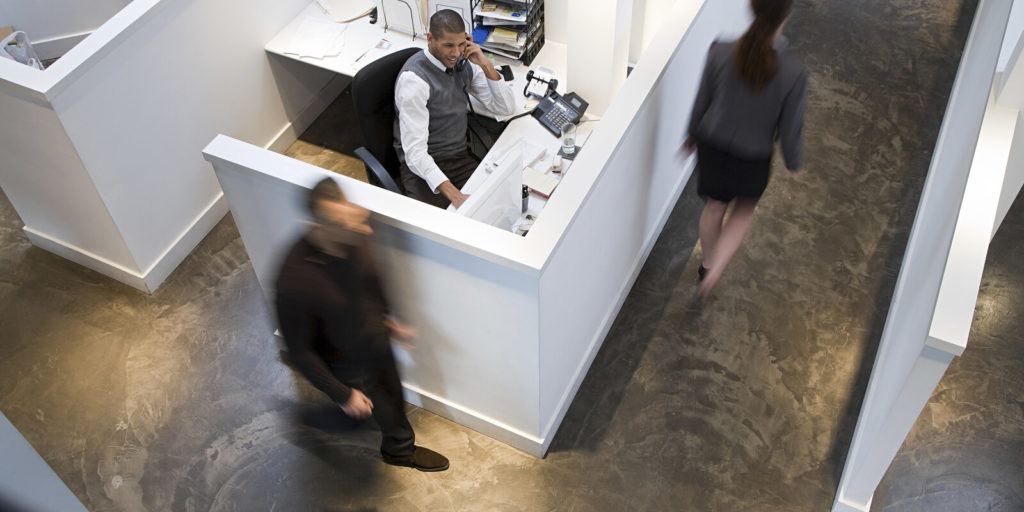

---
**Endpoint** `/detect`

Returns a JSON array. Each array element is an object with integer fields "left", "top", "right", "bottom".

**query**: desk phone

[{"left": 532, "top": 91, "right": 589, "bottom": 136}]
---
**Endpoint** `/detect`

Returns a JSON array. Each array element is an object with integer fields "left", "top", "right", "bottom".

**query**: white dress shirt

[{"left": 395, "top": 49, "right": 517, "bottom": 193}]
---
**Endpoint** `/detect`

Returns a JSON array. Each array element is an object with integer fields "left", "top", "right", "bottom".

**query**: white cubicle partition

[
  {"left": 993, "top": 0, "right": 1024, "bottom": 231},
  {"left": 204, "top": 136, "right": 546, "bottom": 448},
  {"left": 831, "top": 0, "right": 1015, "bottom": 510},
  {"left": 204, "top": 0, "right": 749, "bottom": 456},
  {"left": 996, "top": 0, "right": 1023, "bottom": 84},
  {"left": 534, "top": 0, "right": 750, "bottom": 451},
  {"left": 0, "top": 0, "right": 132, "bottom": 60},
  {"left": 0, "top": 0, "right": 338, "bottom": 292},
  {"left": 993, "top": 113, "right": 1024, "bottom": 233}
]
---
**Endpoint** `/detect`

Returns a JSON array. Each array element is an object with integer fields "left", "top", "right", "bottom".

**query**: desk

[
  {"left": 266, "top": 1, "right": 579, "bottom": 226},
  {"left": 454, "top": 114, "right": 596, "bottom": 229},
  {"left": 266, "top": 2, "right": 567, "bottom": 120},
  {"left": 266, "top": 3, "right": 425, "bottom": 78}
]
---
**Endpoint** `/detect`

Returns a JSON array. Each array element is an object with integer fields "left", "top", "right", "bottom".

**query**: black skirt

[{"left": 696, "top": 141, "right": 772, "bottom": 202}]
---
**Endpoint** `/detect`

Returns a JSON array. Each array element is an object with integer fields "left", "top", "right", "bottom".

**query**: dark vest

[{"left": 394, "top": 50, "right": 473, "bottom": 163}]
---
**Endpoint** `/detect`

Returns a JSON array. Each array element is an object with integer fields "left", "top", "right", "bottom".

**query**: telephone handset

[
  {"left": 453, "top": 36, "right": 471, "bottom": 73},
  {"left": 531, "top": 91, "right": 589, "bottom": 137}
]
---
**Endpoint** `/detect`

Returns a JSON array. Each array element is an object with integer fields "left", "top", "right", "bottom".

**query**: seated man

[{"left": 395, "top": 9, "right": 517, "bottom": 209}]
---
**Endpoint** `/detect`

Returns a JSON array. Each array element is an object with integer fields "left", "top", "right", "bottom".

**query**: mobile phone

[{"left": 454, "top": 36, "right": 470, "bottom": 72}]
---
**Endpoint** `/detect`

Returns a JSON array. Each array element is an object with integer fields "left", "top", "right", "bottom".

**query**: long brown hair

[{"left": 733, "top": 0, "right": 794, "bottom": 91}]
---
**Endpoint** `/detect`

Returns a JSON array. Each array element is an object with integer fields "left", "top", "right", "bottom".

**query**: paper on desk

[
  {"left": 521, "top": 139, "right": 545, "bottom": 166},
  {"left": 315, "top": 0, "right": 375, "bottom": 22},
  {"left": 285, "top": 16, "right": 348, "bottom": 59},
  {"left": 523, "top": 166, "right": 558, "bottom": 197}
]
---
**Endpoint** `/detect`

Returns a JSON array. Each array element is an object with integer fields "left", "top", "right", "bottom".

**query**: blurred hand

[
  {"left": 385, "top": 318, "right": 418, "bottom": 350},
  {"left": 385, "top": 319, "right": 417, "bottom": 340},
  {"left": 681, "top": 138, "right": 697, "bottom": 156},
  {"left": 340, "top": 389, "right": 373, "bottom": 419}
]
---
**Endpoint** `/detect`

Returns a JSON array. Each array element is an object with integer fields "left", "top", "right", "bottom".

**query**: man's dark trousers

[
  {"left": 400, "top": 150, "right": 479, "bottom": 209},
  {"left": 331, "top": 342, "right": 415, "bottom": 457}
]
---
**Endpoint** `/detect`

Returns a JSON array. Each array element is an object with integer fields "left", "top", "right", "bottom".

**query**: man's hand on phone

[
  {"left": 463, "top": 35, "right": 502, "bottom": 81},
  {"left": 464, "top": 38, "right": 486, "bottom": 67}
]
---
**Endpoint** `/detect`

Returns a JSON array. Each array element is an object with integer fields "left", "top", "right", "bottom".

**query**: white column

[
  {"left": 567, "top": 0, "right": 634, "bottom": 116},
  {"left": 628, "top": 0, "right": 677, "bottom": 65}
]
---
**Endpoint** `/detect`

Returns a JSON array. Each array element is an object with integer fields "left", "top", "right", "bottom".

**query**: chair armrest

[{"left": 354, "top": 147, "right": 402, "bottom": 194}]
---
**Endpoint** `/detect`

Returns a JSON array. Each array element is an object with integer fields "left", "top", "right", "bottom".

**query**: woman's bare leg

[
  {"left": 699, "top": 199, "right": 729, "bottom": 271},
  {"left": 698, "top": 197, "right": 759, "bottom": 298}
]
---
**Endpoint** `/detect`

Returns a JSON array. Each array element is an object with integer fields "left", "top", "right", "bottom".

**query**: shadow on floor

[
  {"left": 547, "top": 179, "right": 704, "bottom": 453},
  {"left": 298, "top": 85, "right": 366, "bottom": 156}
]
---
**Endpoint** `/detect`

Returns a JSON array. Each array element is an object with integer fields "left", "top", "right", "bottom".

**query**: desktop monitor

[{"left": 457, "top": 148, "right": 523, "bottom": 231}]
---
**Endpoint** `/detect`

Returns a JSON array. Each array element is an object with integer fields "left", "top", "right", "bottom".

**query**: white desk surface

[
  {"left": 266, "top": 1, "right": 587, "bottom": 229},
  {"left": 266, "top": 3, "right": 426, "bottom": 78},
  {"left": 453, "top": 117, "right": 596, "bottom": 225},
  {"left": 266, "top": 2, "right": 568, "bottom": 118}
]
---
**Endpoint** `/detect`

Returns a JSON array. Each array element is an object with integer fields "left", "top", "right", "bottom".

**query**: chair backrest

[{"left": 351, "top": 47, "right": 421, "bottom": 190}]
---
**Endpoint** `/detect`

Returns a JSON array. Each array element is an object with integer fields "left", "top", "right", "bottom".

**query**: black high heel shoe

[{"left": 698, "top": 264, "right": 709, "bottom": 281}]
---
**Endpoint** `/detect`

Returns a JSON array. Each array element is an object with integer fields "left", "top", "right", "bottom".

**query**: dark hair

[
  {"left": 429, "top": 9, "right": 466, "bottom": 38},
  {"left": 307, "top": 177, "right": 345, "bottom": 220},
  {"left": 733, "top": 0, "right": 794, "bottom": 91}
]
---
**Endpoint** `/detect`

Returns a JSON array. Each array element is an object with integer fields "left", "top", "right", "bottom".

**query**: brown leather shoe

[{"left": 382, "top": 446, "right": 449, "bottom": 472}]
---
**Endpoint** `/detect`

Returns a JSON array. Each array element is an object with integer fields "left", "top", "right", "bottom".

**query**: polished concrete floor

[{"left": 3, "top": 0, "right": 1022, "bottom": 510}]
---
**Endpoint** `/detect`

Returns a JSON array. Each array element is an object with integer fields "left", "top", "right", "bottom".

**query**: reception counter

[{"left": 203, "top": 0, "right": 750, "bottom": 456}]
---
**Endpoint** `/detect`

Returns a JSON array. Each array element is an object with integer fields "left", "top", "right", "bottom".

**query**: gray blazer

[{"left": 688, "top": 38, "right": 807, "bottom": 170}]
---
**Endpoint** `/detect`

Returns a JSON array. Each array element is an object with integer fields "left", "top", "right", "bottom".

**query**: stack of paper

[
  {"left": 485, "top": 27, "right": 525, "bottom": 54},
  {"left": 479, "top": 1, "right": 528, "bottom": 24},
  {"left": 315, "top": 0, "right": 375, "bottom": 22},
  {"left": 285, "top": 17, "right": 348, "bottom": 59},
  {"left": 490, "top": 27, "right": 519, "bottom": 44},
  {"left": 523, "top": 166, "right": 558, "bottom": 197},
  {"left": 476, "top": 1, "right": 529, "bottom": 58}
]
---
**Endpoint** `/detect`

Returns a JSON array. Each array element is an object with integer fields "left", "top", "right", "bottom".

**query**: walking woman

[{"left": 684, "top": 0, "right": 807, "bottom": 300}]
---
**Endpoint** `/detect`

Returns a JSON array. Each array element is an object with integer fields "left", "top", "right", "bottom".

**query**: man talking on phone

[{"left": 394, "top": 9, "right": 516, "bottom": 209}]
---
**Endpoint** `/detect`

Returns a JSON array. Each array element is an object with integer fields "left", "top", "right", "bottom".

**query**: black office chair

[{"left": 351, "top": 47, "right": 421, "bottom": 194}]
